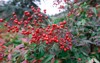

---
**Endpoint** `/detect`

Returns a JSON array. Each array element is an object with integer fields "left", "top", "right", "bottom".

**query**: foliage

[{"left": 0, "top": 0, "right": 100, "bottom": 63}]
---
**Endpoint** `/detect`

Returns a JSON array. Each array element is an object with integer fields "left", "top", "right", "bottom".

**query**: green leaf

[
  {"left": 34, "top": 51, "right": 45, "bottom": 59},
  {"left": 77, "top": 19, "right": 86, "bottom": 26},
  {"left": 38, "top": 43, "right": 46, "bottom": 53},
  {"left": 54, "top": 60, "right": 59, "bottom": 63},
  {"left": 30, "top": 43, "right": 37, "bottom": 48},
  {"left": 57, "top": 50, "right": 70, "bottom": 59},
  {"left": 81, "top": 2, "right": 87, "bottom": 7},
  {"left": 50, "top": 43, "right": 60, "bottom": 55},
  {"left": 92, "top": 7, "right": 97, "bottom": 16},
  {"left": 12, "top": 39, "right": 22, "bottom": 45},
  {"left": 12, "top": 52, "right": 21, "bottom": 62},
  {"left": 42, "top": 55, "right": 54, "bottom": 63},
  {"left": 5, "top": 41, "right": 12, "bottom": 46},
  {"left": 53, "top": 17, "right": 65, "bottom": 24},
  {"left": 24, "top": 53, "right": 28, "bottom": 60},
  {"left": 74, "top": 4, "right": 78, "bottom": 8},
  {"left": 62, "top": 59, "right": 77, "bottom": 63},
  {"left": 81, "top": 19, "right": 86, "bottom": 25}
]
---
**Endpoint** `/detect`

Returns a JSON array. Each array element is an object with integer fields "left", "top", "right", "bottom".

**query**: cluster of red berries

[
  {"left": 30, "top": 20, "right": 72, "bottom": 51},
  {"left": 0, "top": 6, "right": 72, "bottom": 52},
  {"left": 0, "top": 6, "right": 48, "bottom": 33}
]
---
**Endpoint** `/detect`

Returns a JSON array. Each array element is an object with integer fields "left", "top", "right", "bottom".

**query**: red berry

[
  {"left": 78, "top": 58, "right": 81, "bottom": 61},
  {"left": 4, "top": 23, "right": 8, "bottom": 26},
  {"left": 44, "top": 9, "right": 46, "bottom": 13},
  {"left": 60, "top": 45, "right": 64, "bottom": 49},
  {"left": 64, "top": 48, "right": 67, "bottom": 52},
  {"left": 0, "top": 19, "right": 3, "bottom": 22}
]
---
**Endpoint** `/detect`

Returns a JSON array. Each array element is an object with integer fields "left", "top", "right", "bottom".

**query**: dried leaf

[
  {"left": 7, "top": 53, "right": 12, "bottom": 60},
  {"left": 22, "top": 60, "right": 29, "bottom": 63}
]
